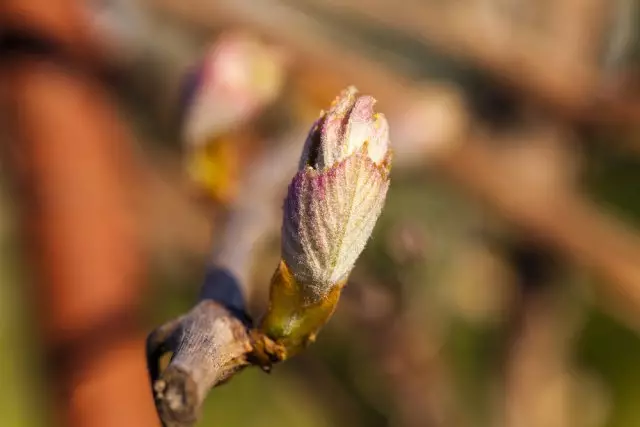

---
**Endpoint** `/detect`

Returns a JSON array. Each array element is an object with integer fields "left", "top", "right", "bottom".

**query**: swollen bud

[
  {"left": 282, "top": 86, "right": 392, "bottom": 301},
  {"left": 255, "top": 87, "right": 392, "bottom": 365}
]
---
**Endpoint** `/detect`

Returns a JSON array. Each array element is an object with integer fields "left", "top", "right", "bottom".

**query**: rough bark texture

[
  {"left": 150, "top": 299, "right": 251, "bottom": 426},
  {"left": 147, "top": 134, "right": 302, "bottom": 426}
]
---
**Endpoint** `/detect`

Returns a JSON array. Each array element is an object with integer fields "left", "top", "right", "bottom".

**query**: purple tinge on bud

[
  {"left": 282, "top": 87, "right": 392, "bottom": 300},
  {"left": 299, "top": 86, "right": 390, "bottom": 171}
]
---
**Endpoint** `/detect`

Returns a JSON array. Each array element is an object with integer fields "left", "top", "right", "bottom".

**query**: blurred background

[{"left": 1, "top": 0, "right": 640, "bottom": 426}]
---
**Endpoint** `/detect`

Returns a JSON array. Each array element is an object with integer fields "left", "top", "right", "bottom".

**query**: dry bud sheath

[{"left": 257, "top": 86, "right": 392, "bottom": 362}]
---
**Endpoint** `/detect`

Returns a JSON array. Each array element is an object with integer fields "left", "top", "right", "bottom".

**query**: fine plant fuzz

[{"left": 252, "top": 86, "right": 392, "bottom": 367}]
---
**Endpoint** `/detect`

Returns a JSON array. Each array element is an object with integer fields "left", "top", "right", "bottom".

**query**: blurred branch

[
  {"left": 501, "top": 243, "right": 570, "bottom": 427},
  {"left": 147, "top": 130, "right": 304, "bottom": 427},
  {"left": 435, "top": 131, "right": 640, "bottom": 323},
  {"left": 500, "top": 240, "right": 608, "bottom": 427},
  {"left": 294, "top": 0, "right": 636, "bottom": 124},
  {"left": 150, "top": 0, "right": 412, "bottom": 108},
  {"left": 204, "top": 130, "right": 302, "bottom": 291},
  {"left": 152, "top": 0, "right": 640, "bottom": 126}
]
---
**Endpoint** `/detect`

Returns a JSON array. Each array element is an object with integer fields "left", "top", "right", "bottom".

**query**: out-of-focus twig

[
  {"left": 291, "top": 0, "right": 633, "bottom": 124},
  {"left": 435, "top": 131, "right": 640, "bottom": 323},
  {"left": 501, "top": 243, "right": 570, "bottom": 427},
  {"left": 153, "top": 0, "right": 640, "bottom": 125},
  {"left": 500, "top": 239, "right": 609, "bottom": 427},
  {"left": 150, "top": 0, "right": 411, "bottom": 109}
]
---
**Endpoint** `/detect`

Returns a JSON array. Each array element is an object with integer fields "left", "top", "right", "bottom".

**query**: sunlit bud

[{"left": 281, "top": 86, "right": 392, "bottom": 300}]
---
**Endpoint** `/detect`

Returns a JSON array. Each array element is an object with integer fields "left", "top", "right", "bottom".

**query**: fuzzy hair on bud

[{"left": 281, "top": 86, "right": 392, "bottom": 300}]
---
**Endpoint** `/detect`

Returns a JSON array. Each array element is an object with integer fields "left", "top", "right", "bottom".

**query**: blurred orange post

[{"left": 0, "top": 1, "right": 159, "bottom": 426}]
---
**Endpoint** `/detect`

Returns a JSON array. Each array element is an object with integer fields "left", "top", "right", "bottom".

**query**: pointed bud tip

[
  {"left": 300, "top": 86, "right": 390, "bottom": 171},
  {"left": 282, "top": 86, "right": 393, "bottom": 300}
]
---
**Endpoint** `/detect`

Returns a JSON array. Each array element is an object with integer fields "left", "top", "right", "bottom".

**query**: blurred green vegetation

[{"left": 0, "top": 184, "right": 46, "bottom": 427}]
